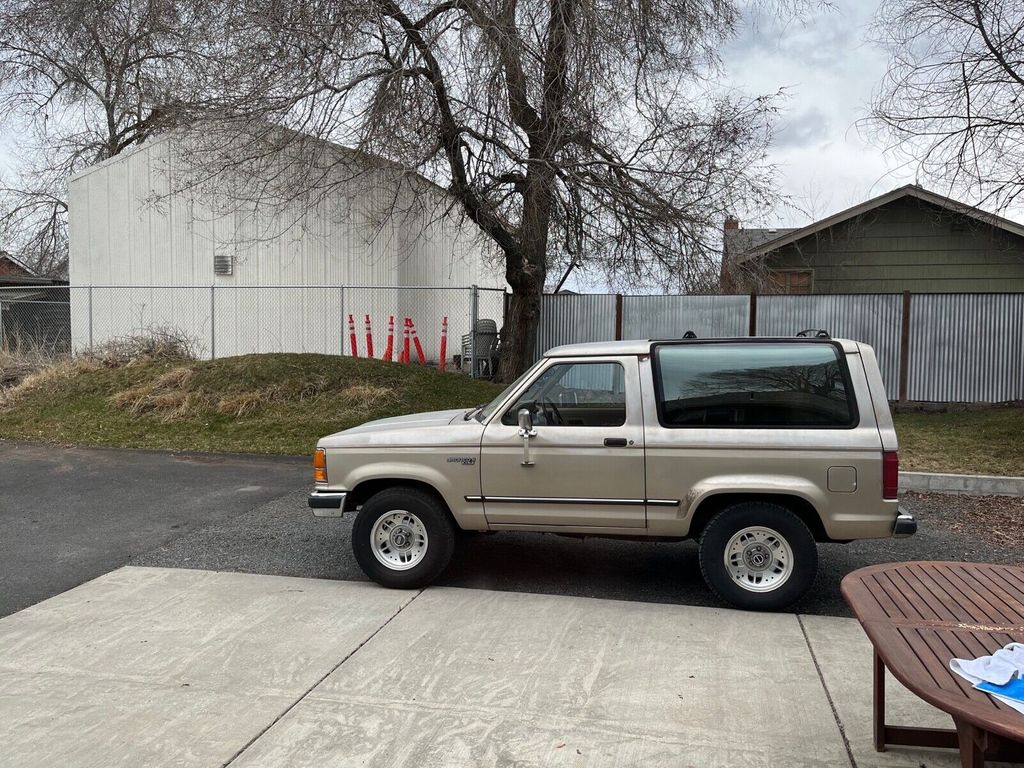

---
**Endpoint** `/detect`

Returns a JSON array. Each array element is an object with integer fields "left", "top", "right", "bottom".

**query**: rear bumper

[
  {"left": 893, "top": 508, "right": 917, "bottom": 537},
  {"left": 308, "top": 490, "right": 347, "bottom": 517}
]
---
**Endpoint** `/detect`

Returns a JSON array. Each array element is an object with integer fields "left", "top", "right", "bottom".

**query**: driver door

[{"left": 479, "top": 357, "right": 646, "bottom": 528}]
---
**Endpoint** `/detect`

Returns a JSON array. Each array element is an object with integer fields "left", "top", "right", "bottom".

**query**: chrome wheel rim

[
  {"left": 370, "top": 510, "right": 429, "bottom": 571},
  {"left": 724, "top": 526, "right": 793, "bottom": 593}
]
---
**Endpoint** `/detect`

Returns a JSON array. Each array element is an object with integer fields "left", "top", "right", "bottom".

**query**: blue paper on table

[{"left": 976, "top": 677, "right": 1024, "bottom": 705}]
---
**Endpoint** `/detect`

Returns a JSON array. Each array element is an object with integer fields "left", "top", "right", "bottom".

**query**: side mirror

[{"left": 517, "top": 408, "right": 534, "bottom": 434}]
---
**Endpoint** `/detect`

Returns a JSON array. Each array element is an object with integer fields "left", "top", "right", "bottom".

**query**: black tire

[
  {"left": 698, "top": 502, "right": 817, "bottom": 611},
  {"left": 352, "top": 487, "right": 456, "bottom": 589}
]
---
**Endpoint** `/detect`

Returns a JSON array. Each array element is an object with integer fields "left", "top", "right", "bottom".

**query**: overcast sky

[
  {"left": 720, "top": 0, "right": 915, "bottom": 229},
  {"left": 1, "top": 0, "right": 917, "bottom": 287},
  {"left": 0, "top": 0, "right": 908, "bottom": 219}
]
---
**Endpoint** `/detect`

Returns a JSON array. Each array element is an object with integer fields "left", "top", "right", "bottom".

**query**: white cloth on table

[{"left": 950, "top": 642, "right": 1024, "bottom": 716}]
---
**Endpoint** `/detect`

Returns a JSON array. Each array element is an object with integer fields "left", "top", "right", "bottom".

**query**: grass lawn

[
  {"left": 0, "top": 353, "right": 503, "bottom": 456},
  {"left": 2, "top": 350, "right": 1021, "bottom": 476},
  {"left": 894, "top": 408, "right": 1024, "bottom": 476}
]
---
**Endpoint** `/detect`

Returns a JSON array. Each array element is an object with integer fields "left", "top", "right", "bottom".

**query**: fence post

[
  {"left": 210, "top": 286, "right": 216, "bottom": 360},
  {"left": 749, "top": 292, "right": 758, "bottom": 337},
  {"left": 614, "top": 294, "right": 623, "bottom": 340},
  {"left": 339, "top": 286, "right": 345, "bottom": 356},
  {"left": 469, "top": 285, "right": 479, "bottom": 378},
  {"left": 898, "top": 291, "right": 912, "bottom": 402},
  {"left": 88, "top": 286, "right": 94, "bottom": 350}
]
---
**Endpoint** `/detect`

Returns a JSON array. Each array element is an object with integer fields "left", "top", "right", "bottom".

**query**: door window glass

[
  {"left": 654, "top": 343, "right": 855, "bottom": 427},
  {"left": 502, "top": 362, "right": 626, "bottom": 427}
]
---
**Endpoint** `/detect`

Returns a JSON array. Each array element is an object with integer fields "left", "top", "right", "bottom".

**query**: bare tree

[
  {"left": 0, "top": 0, "right": 215, "bottom": 275},
  {"left": 869, "top": 0, "right": 1024, "bottom": 209},
  {"left": 181, "top": 0, "right": 793, "bottom": 380}
]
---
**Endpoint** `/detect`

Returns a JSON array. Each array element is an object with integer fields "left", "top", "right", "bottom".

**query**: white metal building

[{"left": 68, "top": 133, "right": 505, "bottom": 360}]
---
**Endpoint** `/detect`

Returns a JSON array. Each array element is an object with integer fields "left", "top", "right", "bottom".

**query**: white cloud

[{"left": 721, "top": 0, "right": 916, "bottom": 228}]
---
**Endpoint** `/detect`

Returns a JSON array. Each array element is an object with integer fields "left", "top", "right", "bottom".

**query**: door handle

[{"left": 603, "top": 437, "right": 628, "bottom": 447}]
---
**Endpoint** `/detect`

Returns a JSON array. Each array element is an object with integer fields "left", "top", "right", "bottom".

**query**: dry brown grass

[
  {"left": 216, "top": 391, "right": 270, "bottom": 417},
  {"left": 335, "top": 384, "right": 393, "bottom": 410},
  {"left": 1, "top": 357, "right": 102, "bottom": 406},
  {"left": 1, "top": 328, "right": 200, "bottom": 408},
  {"left": 110, "top": 365, "right": 204, "bottom": 421}
]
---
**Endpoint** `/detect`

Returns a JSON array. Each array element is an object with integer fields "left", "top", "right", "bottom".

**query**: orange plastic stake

[
  {"left": 410, "top": 319, "right": 426, "bottom": 366},
  {"left": 439, "top": 316, "right": 448, "bottom": 372},
  {"left": 364, "top": 314, "right": 374, "bottom": 359},
  {"left": 347, "top": 314, "right": 358, "bottom": 357},
  {"left": 383, "top": 316, "right": 394, "bottom": 362}
]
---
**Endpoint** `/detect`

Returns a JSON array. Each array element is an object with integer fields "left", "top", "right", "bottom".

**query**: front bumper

[
  {"left": 308, "top": 490, "right": 347, "bottom": 517},
  {"left": 893, "top": 508, "right": 917, "bottom": 537}
]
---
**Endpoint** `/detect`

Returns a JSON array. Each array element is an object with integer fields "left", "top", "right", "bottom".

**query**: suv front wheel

[
  {"left": 352, "top": 487, "right": 456, "bottom": 589},
  {"left": 698, "top": 502, "right": 817, "bottom": 611}
]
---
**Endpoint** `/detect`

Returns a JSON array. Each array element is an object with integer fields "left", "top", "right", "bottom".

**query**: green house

[{"left": 721, "top": 185, "right": 1024, "bottom": 294}]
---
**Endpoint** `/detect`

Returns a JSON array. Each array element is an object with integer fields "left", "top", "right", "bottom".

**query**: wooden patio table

[{"left": 842, "top": 562, "right": 1024, "bottom": 768}]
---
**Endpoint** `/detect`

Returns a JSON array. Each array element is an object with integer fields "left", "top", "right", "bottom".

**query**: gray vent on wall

[{"left": 214, "top": 253, "right": 233, "bottom": 276}]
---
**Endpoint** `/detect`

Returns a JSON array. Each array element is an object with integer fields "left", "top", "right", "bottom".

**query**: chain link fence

[
  {"left": 0, "top": 285, "right": 72, "bottom": 355},
  {"left": 0, "top": 285, "right": 508, "bottom": 379},
  {"left": 3, "top": 285, "right": 1023, "bottom": 400}
]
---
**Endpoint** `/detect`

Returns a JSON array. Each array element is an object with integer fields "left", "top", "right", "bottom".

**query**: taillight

[
  {"left": 313, "top": 448, "right": 327, "bottom": 483},
  {"left": 883, "top": 451, "right": 899, "bottom": 499}
]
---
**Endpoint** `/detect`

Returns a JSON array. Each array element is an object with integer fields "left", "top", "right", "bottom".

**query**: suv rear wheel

[
  {"left": 698, "top": 502, "right": 817, "bottom": 611},
  {"left": 352, "top": 487, "right": 456, "bottom": 589}
]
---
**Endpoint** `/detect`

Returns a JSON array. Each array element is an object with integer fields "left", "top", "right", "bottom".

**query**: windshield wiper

[{"left": 464, "top": 403, "right": 487, "bottom": 421}]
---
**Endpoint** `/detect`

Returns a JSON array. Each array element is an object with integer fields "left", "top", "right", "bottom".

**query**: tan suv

[{"left": 309, "top": 336, "right": 915, "bottom": 610}]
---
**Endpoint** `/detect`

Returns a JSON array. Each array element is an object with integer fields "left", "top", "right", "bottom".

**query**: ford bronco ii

[{"left": 309, "top": 336, "right": 915, "bottom": 610}]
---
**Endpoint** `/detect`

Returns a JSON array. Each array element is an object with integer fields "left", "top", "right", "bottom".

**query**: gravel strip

[{"left": 901, "top": 491, "right": 1024, "bottom": 549}]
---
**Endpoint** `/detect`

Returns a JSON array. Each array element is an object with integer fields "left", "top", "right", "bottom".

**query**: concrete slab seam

[
  {"left": 220, "top": 587, "right": 424, "bottom": 768},
  {"left": 797, "top": 614, "right": 858, "bottom": 768}
]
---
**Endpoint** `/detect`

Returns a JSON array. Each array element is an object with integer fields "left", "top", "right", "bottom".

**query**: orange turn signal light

[{"left": 313, "top": 448, "right": 327, "bottom": 483}]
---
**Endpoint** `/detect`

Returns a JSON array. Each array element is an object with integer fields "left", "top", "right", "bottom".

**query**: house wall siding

[
  {"left": 763, "top": 196, "right": 1024, "bottom": 293},
  {"left": 66, "top": 135, "right": 504, "bottom": 356},
  {"left": 68, "top": 137, "right": 502, "bottom": 289}
]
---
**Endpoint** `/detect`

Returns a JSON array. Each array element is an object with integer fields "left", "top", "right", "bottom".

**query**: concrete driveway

[
  {"left": 0, "top": 566, "right": 970, "bottom": 768},
  {"left": 0, "top": 442, "right": 307, "bottom": 617}
]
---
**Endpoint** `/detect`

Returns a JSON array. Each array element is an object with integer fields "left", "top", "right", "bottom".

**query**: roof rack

[{"left": 796, "top": 329, "right": 831, "bottom": 339}]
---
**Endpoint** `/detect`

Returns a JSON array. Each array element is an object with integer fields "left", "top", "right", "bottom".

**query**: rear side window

[{"left": 654, "top": 343, "right": 856, "bottom": 428}]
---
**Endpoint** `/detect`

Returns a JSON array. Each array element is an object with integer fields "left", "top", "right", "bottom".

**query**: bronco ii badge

[{"left": 446, "top": 456, "right": 476, "bottom": 466}]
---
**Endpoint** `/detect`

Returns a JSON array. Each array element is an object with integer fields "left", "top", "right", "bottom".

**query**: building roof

[
  {"left": 730, "top": 184, "right": 1024, "bottom": 265},
  {"left": 0, "top": 250, "right": 36, "bottom": 276},
  {"left": 0, "top": 251, "right": 68, "bottom": 285},
  {"left": 724, "top": 227, "right": 797, "bottom": 259},
  {"left": 68, "top": 128, "right": 454, "bottom": 200}
]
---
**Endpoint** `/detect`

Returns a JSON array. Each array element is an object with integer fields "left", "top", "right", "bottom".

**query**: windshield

[{"left": 474, "top": 359, "right": 546, "bottom": 422}]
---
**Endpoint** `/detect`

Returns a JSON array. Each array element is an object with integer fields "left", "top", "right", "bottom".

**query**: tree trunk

[
  {"left": 498, "top": 280, "right": 543, "bottom": 382},
  {"left": 498, "top": 166, "right": 551, "bottom": 382}
]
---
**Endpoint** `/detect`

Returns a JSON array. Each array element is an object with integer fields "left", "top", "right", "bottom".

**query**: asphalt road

[
  {"left": 135, "top": 487, "right": 1022, "bottom": 617},
  {"left": 0, "top": 442, "right": 308, "bottom": 617},
  {"left": 4, "top": 441, "right": 1019, "bottom": 618}
]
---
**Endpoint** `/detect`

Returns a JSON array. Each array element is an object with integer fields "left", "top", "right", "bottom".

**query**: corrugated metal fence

[
  {"left": 538, "top": 292, "right": 1024, "bottom": 403},
  {"left": 908, "top": 294, "right": 1024, "bottom": 402},
  {"left": 758, "top": 294, "right": 903, "bottom": 396},
  {"left": 621, "top": 295, "right": 750, "bottom": 340},
  {"left": 534, "top": 293, "right": 617, "bottom": 355}
]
